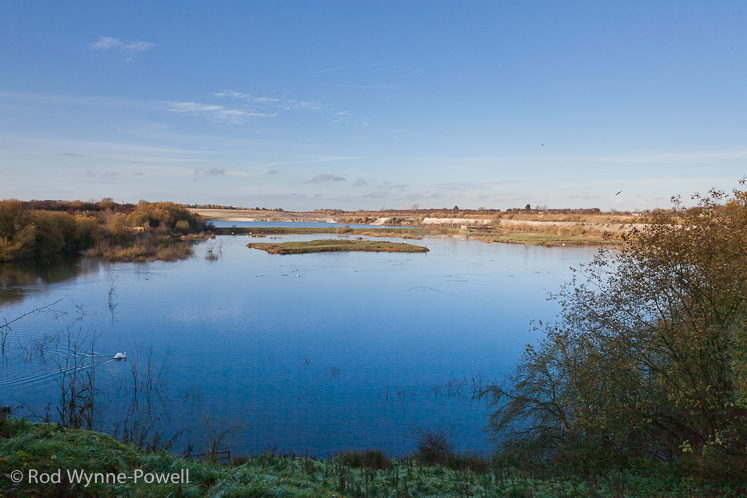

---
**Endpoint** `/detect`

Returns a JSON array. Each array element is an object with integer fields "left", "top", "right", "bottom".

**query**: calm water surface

[{"left": 0, "top": 235, "right": 596, "bottom": 456}]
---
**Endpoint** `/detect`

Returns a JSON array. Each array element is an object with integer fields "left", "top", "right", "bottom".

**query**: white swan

[{"left": 113, "top": 352, "right": 127, "bottom": 360}]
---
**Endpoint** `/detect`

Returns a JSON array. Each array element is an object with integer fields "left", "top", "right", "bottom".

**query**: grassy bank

[
  {"left": 0, "top": 418, "right": 740, "bottom": 497},
  {"left": 247, "top": 239, "right": 429, "bottom": 255}
]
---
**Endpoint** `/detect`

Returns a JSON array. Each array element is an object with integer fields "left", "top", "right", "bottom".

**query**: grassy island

[{"left": 247, "top": 239, "right": 429, "bottom": 255}]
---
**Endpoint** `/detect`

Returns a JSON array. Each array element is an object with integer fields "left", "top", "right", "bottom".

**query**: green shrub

[{"left": 336, "top": 449, "right": 390, "bottom": 469}]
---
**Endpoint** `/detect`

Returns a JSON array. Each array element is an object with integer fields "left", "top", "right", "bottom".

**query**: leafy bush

[
  {"left": 0, "top": 199, "right": 207, "bottom": 262},
  {"left": 126, "top": 200, "right": 205, "bottom": 232},
  {"left": 484, "top": 184, "right": 747, "bottom": 479},
  {"left": 411, "top": 425, "right": 455, "bottom": 465}
]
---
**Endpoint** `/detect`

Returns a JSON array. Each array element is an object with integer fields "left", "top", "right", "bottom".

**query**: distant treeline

[
  {"left": 191, "top": 204, "right": 285, "bottom": 212},
  {"left": 0, "top": 199, "right": 209, "bottom": 262},
  {"left": 191, "top": 204, "right": 634, "bottom": 215},
  {"left": 316, "top": 207, "right": 607, "bottom": 215}
]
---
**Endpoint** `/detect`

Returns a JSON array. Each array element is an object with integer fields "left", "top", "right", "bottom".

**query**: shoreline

[
  {"left": 211, "top": 226, "right": 621, "bottom": 248},
  {"left": 196, "top": 208, "right": 628, "bottom": 248}
]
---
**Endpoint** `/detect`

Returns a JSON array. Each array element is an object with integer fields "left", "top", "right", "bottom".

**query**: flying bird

[{"left": 615, "top": 191, "right": 623, "bottom": 196}]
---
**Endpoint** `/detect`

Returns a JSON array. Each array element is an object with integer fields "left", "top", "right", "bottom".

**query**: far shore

[{"left": 197, "top": 208, "right": 626, "bottom": 248}]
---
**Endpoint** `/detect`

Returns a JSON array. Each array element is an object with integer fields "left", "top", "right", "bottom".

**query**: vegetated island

[{"left": 247, "top": 239, "right": 429, "bottom": 254}]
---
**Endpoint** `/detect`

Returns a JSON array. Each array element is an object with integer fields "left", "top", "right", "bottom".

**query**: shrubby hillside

[{"left": 0, "top": 199, "right": 208, "bottom": 262}]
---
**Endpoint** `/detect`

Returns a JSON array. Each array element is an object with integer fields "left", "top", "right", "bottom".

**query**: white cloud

[
  {"left": 165, "top": 101, "right": 277, "bottom": 124},
  {"left": 194, "top": 168, "right": 227, "bottom": 178},
  {"left": 215, "top": 89, "right": 324, "bottom": 112},
  {"left": 90, "top": 36, "right": 157, "bottom": 59},
  {"left": 305, "top": 174, "right": 347, "bottom": 184},
  {"left": 214, "top": 90, "right": 279, "bottom": 104},
  {"left": 90, "top": 36, "right": 123, "bottom": 50}
]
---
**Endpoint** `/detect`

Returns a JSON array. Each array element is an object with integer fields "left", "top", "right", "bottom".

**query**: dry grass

[{"left": 247, "top": 239, "right": 429, "bottom": 254}]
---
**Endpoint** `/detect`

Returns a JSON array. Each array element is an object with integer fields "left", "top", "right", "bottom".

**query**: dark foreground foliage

[
  {"left": 483, "top": 184, "right": 747, "bottom": 481},
  {"left": 0, "top": 198, "right": 209, "bottom": 262},
  {"left": 1, "top": 417, "right": 743, "bottom": 497}
]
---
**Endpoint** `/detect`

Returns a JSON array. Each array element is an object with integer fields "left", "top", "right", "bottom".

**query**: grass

[
  {"left": 484, "top": 232, "right": 621, "bottom": 247},
  {"left": 247, "top": 239, "right": 429, "bottom": 254},
  {"left": 1, "top": 418, "right": 743, "bottom": 497}
]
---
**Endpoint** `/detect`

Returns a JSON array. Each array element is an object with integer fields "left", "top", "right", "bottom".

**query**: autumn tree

[{"left": 484, "top": 184, "right": 747, "bottom": 478}]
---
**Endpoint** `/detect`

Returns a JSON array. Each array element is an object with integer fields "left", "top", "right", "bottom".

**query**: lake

[{"left": 0, "top": 235, "right": 597, "bottom": 457}]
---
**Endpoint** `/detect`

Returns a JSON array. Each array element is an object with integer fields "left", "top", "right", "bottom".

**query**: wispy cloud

[
  {"left": 215, "top": 90, "right": 323, "bottom": 112},
  {"left": 90, "top": 36, "right": 157, "bottom": 60},
  {"left": 256, "top": 156, "right": 361, "bottom": 168},
  {"left": 194, "top": 167, "right": 227, "bottom": 178},
  {"left": 214, "top": 90, "right": 279, "bottom": 104},
  {"left": 265, "top": 170, "right": 279, "bottom": 176},
  {"left": 305, "top": 174, "right": 346, "bottom": 184},
  {"left": 165, "top": 101, "right": 277, "bottom": 124},
  {"left": 362, "top": 191, "right": 389, "bottom": 199},
  {"left": 354, "top": 178, "right": 369, "bottom": 187}
]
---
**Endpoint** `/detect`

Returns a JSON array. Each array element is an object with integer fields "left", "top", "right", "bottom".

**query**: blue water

[{"left": 0, "top": 235, "right": 596, "bottom": 456}]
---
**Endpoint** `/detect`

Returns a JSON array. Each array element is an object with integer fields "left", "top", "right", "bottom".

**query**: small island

[{"left": 247, "top": 239, "right": 429, "bottom": 255}]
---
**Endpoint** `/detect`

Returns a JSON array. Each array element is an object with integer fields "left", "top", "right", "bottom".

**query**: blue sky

[{"left": 1, "top": 1, "right": 746, "bottom": 211}]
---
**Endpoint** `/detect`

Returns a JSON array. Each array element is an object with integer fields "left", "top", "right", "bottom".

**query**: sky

[{"left": 1, "top": 1, "right": 746, "bottom": 211}]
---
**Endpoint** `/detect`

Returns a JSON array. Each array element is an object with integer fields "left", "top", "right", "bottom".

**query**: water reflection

[
  {"left": 0, "top": 257, "right": 98, "bottom": 306},
  {"left": 1, "top": 236, "right": 597, "bottom": 456}
]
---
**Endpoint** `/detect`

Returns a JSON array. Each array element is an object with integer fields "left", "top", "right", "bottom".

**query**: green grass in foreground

[
  {"left": 247, "top": 239, "right": 429, "bottom": 254},
  {"left": 1, "top": 418, "right": 744, "bottom": 497}
]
